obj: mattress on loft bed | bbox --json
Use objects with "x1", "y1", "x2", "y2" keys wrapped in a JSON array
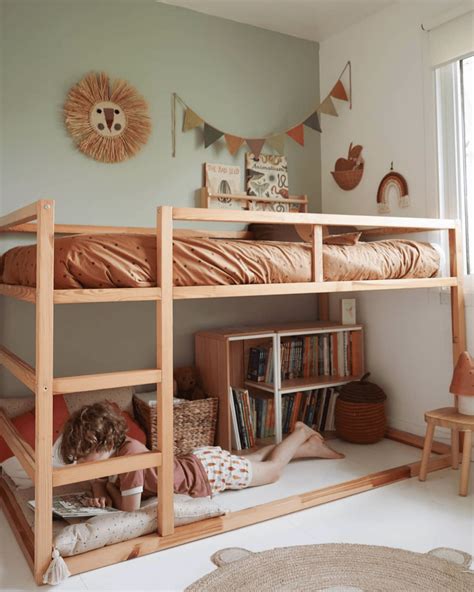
[
  {"x1": 0, "y1": 471, "x2": 226, "y2": 557},
  {"x1": 0, "y1": 234, "x2": 440, "y2": 289}
]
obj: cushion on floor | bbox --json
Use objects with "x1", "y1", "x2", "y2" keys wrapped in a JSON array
[{"x1": 54, "y1": 494, "x2": 227, "y2": 556}]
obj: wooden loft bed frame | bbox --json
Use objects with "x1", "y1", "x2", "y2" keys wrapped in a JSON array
[{"x1": 0, "y1": 200, "x2": 466, "y2": 584}]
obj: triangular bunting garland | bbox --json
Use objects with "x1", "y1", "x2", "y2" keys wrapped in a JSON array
[
  {"x1": 246, "y1": 138, "x2": 266, "y2": 158},
  {"x1": 330, "y1": 80, "x2": 349, "y2": 102},
  {"x1": 303, "y1": 111, "x2": 321, "y2": 132},
  {"x1": 224, "y1": 134, "x2": 244, "y2": 155},
  {"x1": 173, "y1": 62, "x2": 351, "y2": 156},
  {"x1": 204, "y1": 123, "x2": 224, "y2": 148},
  {"x1": 183, "y1": 108, "x2": 203, "y2": 132},
  {"x1": 286, "y1": 124, "x2": 304, "y2": 146},
  {"x1": 266, "y1": 134, "x2": 285, "y2": 155},
  {"x1": 319, "y1": 96, "x2": 338, "y2": 116}
]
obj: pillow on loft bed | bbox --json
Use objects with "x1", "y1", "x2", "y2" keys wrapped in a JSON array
[{"x1": 248, "y1": 223, "x2": 361, "y2": 245}]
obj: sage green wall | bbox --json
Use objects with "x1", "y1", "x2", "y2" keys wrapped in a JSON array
[{"x1": 0, "y1": 0, "x2": 321, "y2": 395}]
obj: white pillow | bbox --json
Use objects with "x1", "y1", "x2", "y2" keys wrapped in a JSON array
[
  {"x1": 54, "y1": 494, "x2": 228, "y2": 557},
  {"x1": 0, "y1": 456, "x2": 33, "y2": 489},
  {"x1": 1, "y1": 436, "x2": 67, "y2": 488}
]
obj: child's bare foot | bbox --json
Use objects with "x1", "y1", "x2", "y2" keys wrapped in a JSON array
[
  {"x1": 294, "y1": 421, "x2": 323, "y2": 440},
  {"x1": 303, "y1": 434, "x2": 345, "y2": 459}
]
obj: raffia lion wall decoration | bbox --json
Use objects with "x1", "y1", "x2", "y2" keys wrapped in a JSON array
[{"x1": 64, "y1": 72, "x2": 151, "y2": 163}]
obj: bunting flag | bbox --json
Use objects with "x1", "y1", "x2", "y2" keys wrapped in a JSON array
[
  {"x1": 286, "y1": 124, "x2": 304, "y2": 146},
  {"x1": 266, "y1": 134, "x2": 285, "y2": 155},
  {"x1": 303, "y1": 111, "x2": 321, "y2": 132},
  {"x1": 183, "y1": 108, "x2": 203, "y2": 131},
  {"x1": 246, "y1": 138, "x2": 266, "y2": 158},
  {"x1": 331, "y1": 80, "x2": 349, "y2": 102},
  {"x1": 173, "y1": 61, "x2": 351, "y2": 156},
  {"x1": 319, "y1": 96, "x2": 338, "y2": 116},
  {"x1": 204, "y1": 123, "x2": 224, "y2": 148},
  {"x1": 224, "y1": 134, "x2": 244, "y2": 155}
]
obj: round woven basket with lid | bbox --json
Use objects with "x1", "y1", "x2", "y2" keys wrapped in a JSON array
[{"x1": 335, "y1": 372, "x2": 387, "y2": 444}]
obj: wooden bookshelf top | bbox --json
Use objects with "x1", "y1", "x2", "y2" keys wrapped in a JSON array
[{"x1": 196, "y1": 321, "x2": 363, "y2": 340}]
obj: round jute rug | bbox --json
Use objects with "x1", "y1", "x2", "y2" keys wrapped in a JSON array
[{"x1": 185, "y1": 544, "x2": 473, "y2": 592}]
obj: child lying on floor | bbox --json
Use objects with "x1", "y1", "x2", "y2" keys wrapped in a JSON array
[{"x1": 60, "y1": 402, "x2": 344, "y2": 511}]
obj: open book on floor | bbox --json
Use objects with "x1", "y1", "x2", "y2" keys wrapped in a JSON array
[{"x1": 28, "y1": 492, "x2": 121, "y2": 519}]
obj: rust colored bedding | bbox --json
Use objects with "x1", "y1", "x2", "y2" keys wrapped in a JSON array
[{"x1": 0, "y1": 234, "x2": 440, "y2": 289}]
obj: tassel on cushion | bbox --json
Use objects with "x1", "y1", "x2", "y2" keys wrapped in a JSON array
[{"x1": 42, "y1": 548, "x2": 71, "y2": 585}]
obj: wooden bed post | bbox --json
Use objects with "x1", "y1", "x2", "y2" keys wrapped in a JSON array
[
  {"x1": 449, "y1": 224, "x2": 467, "y2": 411},
  {"x1": 312, "y1": 225, "x2": 329, "y2": 322},
  {"x1": 34, "y1": 200, "x2": 55, "y2": 584},
  {"x1": 156, "y1": 206, "x2": 174, "y2": 536}
]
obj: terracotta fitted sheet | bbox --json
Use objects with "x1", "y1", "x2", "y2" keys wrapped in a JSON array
[{"x1": 0, "y1": 234, "x2": 440, "y2": 289}]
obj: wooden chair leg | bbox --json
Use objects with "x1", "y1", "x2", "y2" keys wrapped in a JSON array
[
  {"x1": 419, "y1": 421, "x2": 435, "y2": 482},
  {"x1": 451, "y1": 429, "x2": 459, "y2": 469},
  {"x1": 459, "y1": 430, "x2": 472, "y2": 497}
]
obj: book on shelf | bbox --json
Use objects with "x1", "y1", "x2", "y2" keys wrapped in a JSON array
[
  {"x1": 247, "y1": 346, "x2": 273, "y2": 383},
  {"x1": 230, "y1": 387, "x2": 255, "y2": 450},
  {"x1": 28, "y1": 492, "x2": 120, "y2": 519}
]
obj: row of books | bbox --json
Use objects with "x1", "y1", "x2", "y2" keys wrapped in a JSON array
[
  {"x1": 230, "y1": 386, "x2": 339, "y2": 450},
  {"x1": 246, "y1": 332, "x2": 354, "y2": 383},
  {"x1": 282, "y1": 388, "x2": 339, "y2": 434}
]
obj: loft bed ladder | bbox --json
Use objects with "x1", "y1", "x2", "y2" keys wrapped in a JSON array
[{"x1": 0, "y1": 201, "x2": 175, "y2": 584}]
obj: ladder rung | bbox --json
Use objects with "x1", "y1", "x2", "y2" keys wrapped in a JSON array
[
  {"x1": 53, "y1": 369, "x2": 162, "y2": 394},
  {"x1": 53, "y1": 451, "x2": 162, "y2": 487}
]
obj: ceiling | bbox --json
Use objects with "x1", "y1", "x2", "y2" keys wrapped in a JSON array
[{"x1": 160, "y1": 0, "x2": 395, "y2": 42}]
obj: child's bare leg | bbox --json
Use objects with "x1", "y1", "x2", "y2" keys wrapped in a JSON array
[
  {"x1": 248, "y1": 423, "x2": 344, "y2": 487},
  {"x1": 249, "y1": 423, "x2": 314, "y2": 486}
]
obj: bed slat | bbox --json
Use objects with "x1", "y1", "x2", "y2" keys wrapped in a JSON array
[{"x1": 53, "y1": 369, "x2": 162, "y2": 394}]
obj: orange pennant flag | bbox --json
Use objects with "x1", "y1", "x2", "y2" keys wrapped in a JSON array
[
  {"x1": 224, "y1": 134, "x2": 244, "y2": 156},
  {"x1": 330, "y1": 80, "x2": 349, "y2": 101},
  {"x1": 286, "y1": 124, "x2": 304, "y2": 146}
]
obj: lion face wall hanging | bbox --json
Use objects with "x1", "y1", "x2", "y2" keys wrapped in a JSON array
[{"x1": 64, "y1": 72, "x2": 151, "y2": 163}]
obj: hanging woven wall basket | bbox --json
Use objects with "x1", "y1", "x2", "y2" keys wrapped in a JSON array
[
  {"x1": 335, "y1": 373, "x2": 387, "y2": 444},
  {"x1": 331, "y1": 143, "x2": 364, "y2": 190}
]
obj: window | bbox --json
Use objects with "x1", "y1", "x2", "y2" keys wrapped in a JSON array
[{"x1": 436, "y1": 54, "x2": 474, "y2": 284}]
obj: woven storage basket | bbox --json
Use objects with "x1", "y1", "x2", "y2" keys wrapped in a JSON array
[
  {"x1": 133, "y1": 394, "x2": 218, "y2": 455},
  {"x1": 335, "y1": 373, "x2": 387, "y2": 444}
]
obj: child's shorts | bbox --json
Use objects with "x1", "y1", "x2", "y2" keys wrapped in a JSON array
[{"x1": 192, "y1": 446, "x2": 252, "y2": 495}]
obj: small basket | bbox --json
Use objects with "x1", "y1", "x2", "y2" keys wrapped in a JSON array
[
  {"x1": 331, "y1": 168, "x2": 364, "y2": 191},
  {"x1": 133, "y1": 394, "x2": 218, "y2": 455},
  {"x1": 335, "y1": 373, "x2": 387, "y2": 444}
]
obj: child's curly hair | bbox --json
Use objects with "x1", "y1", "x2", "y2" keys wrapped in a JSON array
[{"x1": 60, "y1": 401, "x2": 127, "y2": 464}]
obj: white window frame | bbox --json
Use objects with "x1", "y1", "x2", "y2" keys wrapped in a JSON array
[{"x1": 435, "y1": 56, "x2": 474, "y2": 295}]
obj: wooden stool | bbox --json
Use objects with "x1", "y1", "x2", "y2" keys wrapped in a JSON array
[{"x1": 419, "y1": 407, "x2": 473, "y2": 496}]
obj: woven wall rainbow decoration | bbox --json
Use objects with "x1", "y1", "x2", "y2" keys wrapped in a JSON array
[{"x1": 376, "y1": 167, "x2": 409, "y2": 213}]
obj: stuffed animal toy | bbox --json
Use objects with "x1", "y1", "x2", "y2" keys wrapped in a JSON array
[{"x1": 173, "y1": 366, "x2": 206, "y2": 400}]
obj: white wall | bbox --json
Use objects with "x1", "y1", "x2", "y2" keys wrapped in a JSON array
[
  {"x1": 320, "y1": 1, "x2": 473, "y2": 437},
  {"x1": 0, "y1": 0, "x2": 322, "y2": 395}
]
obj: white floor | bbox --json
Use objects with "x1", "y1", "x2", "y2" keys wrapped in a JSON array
[{"x1": 1, "y1": 442, "x2": 473, "y2": 592}]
